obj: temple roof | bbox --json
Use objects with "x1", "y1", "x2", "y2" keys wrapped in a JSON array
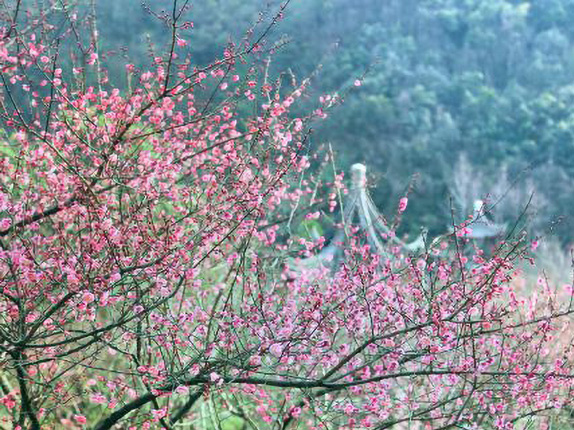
[
  {"x1": 296, "y1": 164, "x2": 425, "y2": 271},
  {"x1": 295, "y1": 166, "x2": 506, "y2": 272}
]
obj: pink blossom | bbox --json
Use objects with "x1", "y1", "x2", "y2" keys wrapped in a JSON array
[
  {"x1": 82, "y1": 292, "x2": 95, "y2": 304},
  {"x1": 90, "y1": 393, "x2": 106, "y2": 404},
  {"x1": 0, "y1": 218, "x2": 12, "y2": 230},
  {"x1": 0, "y1": 395, "x2": 16, "y2": 409},
  {"x1": 175, "y1": 385, "x2": 189, "y2": 394},
  {"x1": 151, "y1": 408, "x2": 167, "y2": 421},
  {"x1": 74, "y1": 415, "x2": 87, "y2": 425},
  {"x1": 87, "y1": 52, "x2": 98, "y2": 65},
  {"x1": 270, "y1": 343, "x2": 283, "y2": 357},
  {"x1": 290, "y1": 406, "x2": 302, "y2": 417},
  {"x1": 398, "y1": 197, "x2": 408, "y2": 213},
  {"x1": 209, "y1": 372, "x2": 222, "y2": 383},
  {"x1": 305, "y1": 211, "x2": 320, "y2": 220}
]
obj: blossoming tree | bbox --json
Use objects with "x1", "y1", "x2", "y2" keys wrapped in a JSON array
[{"x1": 1, "y1": 1, "x2": 574, "y2": 430}]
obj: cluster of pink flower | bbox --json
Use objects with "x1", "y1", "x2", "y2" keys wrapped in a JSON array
[{"x1": 0, "y1": 2, "x2": 573, "y2": 430}]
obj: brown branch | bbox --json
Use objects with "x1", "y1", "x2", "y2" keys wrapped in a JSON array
[{"x1": 12, "y1": 351, "x2": 40, "y2": 430}]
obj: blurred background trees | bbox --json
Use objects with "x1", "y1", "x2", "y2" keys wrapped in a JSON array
[{"x1": 38, "y1": 0, "x2": 574, "y2": 242}]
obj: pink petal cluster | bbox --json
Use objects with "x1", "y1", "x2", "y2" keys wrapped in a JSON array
[{"x1": 0, "y1": 4, "x2": 572, "y2": 430}]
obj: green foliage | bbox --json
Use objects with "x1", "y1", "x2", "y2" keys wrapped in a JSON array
[
  {"x1": 297, "y1": 219, "x2": 324, "y2": 241},
  {"x1": 90, "y1": 0, "x2": 574, "y2": 242}
]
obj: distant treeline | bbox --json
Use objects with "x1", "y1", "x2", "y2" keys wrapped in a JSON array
[{"x1": 84, "y1": 0, "x2": 574, "y2": 243}]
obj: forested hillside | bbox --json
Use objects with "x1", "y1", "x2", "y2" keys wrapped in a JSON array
[{"x1": 95, "y1": 0, "x2": 574, "y2": 241}]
